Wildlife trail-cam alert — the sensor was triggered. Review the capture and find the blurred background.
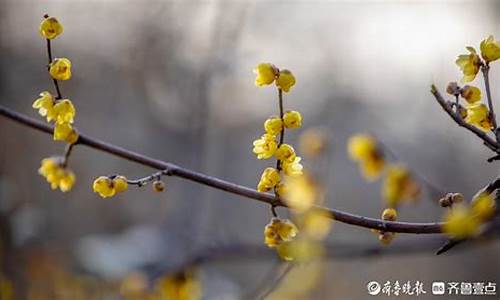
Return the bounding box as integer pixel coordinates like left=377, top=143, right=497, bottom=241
left=1, top=0, right=500, bottom=299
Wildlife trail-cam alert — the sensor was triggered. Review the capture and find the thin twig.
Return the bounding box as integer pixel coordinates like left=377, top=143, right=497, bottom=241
left=0, top=104, right=445, bottom=234
left=482, top=65, right=498, bottom=131
left=431, top=85, right=500, bottom=154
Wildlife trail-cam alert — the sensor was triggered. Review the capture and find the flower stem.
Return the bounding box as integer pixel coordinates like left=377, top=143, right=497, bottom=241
left=482, top=65, right=498, bottom=133
left=276, top=89, right=285, bottom=171
left=46, top=38, right=62, bottom=99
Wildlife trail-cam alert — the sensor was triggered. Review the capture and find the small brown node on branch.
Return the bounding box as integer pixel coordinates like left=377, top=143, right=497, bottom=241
left=439, top=193, right=464, bottom=208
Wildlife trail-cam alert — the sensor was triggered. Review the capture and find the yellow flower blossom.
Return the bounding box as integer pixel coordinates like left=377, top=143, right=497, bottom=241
left=378, top=232, right=396, bottom=245
left=39, top=16, right=63, bottom=40
left=93, top=176, right=115, bottom=198
left=480, top=35, right=500, bottom=63
left=456, top=47, right=481, bottom=83
left=299, top=128, right=327, bottom=157
left=38, top=157, right=75, bottom=192
left=275, top=183, right=287, bottom=197
left=257, top=167, right=281, bottom=192
left=465, top=103, right=493, bottom=132
left=93, top=175, right=129, bottom=198
left=49, top=58, right=72, bottom=81
left=381, top=208, right=397, bottom=221
left=283, top=110, right=302, bottom=129
left=264, top=218, right=298, bottom=248
left=113, top=176, right=129, bottom=193
left=264, top=116, right=283, bottom=136
left=460, top=85, right=481, bottom=104
left=253, top=63, right=278, bottom=86
left=275, top=144, right=296, bottom=163
left=32, top=91, right=55, bottom=120
left=347, top=134, right=377, bottom=161
left=471, top=192, right=496, bottom=221
left=282, top=156, right=303, bottom=177
left=53, top=122, right=79, bottom=144
left=155, top=272, right=202, bottom=300
left=442, top=204, right=481, bottom=239
left=382, top=164, right=421, bottom=207
left=252, top=134, right=278, bottom=159
left=153, top=180, right=166, bottom=192
left=52, top=99, right=76, bottom=124
left=276, top=69, right=296, bottom=93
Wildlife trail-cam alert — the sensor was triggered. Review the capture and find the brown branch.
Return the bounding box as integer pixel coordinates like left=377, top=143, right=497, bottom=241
left=0, top=104, right=443, bottom=234
left=430, top=84, right=500, bottom=154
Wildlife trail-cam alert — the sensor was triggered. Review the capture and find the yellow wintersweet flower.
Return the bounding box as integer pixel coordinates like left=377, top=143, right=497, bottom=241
left=276, top=69, right=296, bottom=93
left=253, top=63, right=278, bottom=86
left=53, top=122, right=79, bottom=144
left=49, top=58, right=72, bottom=81
left=155, top=272, right=202, bottom=300
left=381, top=208, right=397, bottom=221
left=264, top=116, right=283, bottom=136
left=283, top=110, right=302, bottom=129
left=264, top=218, right=298, bottom=248
left=442, top=204, right=481, bottom=239
left=347, top=134, right=377, bottom=161
left=113, top=176, right=129, bottom=193
left=275, top=183, right=287, bottom=197
left=480, top=35, right=500, bottom=63
left=460, top=85, right=481, bottom=104
left=465, top=103, right=493, bottom=132
left=252, top=134, right=278, bottom=159
left=32, top=91, right=55, bottom=121
left=378, top=232, right=396, bottom=245
left=275, top=144, right=296, bottom=163
left=381, top=164, right=421, bottom=207
left=92, top=175, right=129, bottom=198
left=257, top=167, right=281, bottom=192
left=299, top=128, right=327, bottom=157
left=456, top=47, right=481, bottom=83
left=282, top=156, right=303, bottom=177
left=471, top=192, right=496, bottom=221
left=38, top=157, right=76, bottom=192
left=39, top=16, right=63, bottom=40
left=52, top=99, right=76, bottom=124
left=93, top=176, right=116, bottom=198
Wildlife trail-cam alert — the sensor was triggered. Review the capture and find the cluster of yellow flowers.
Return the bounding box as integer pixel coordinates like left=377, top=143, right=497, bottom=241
left=456, top=35, right=500, bottom=83
left=38, top=157, right=76, bottom=192
left=252, top=63, right=303, bottom=193
left=446, top=82, right=493, bottom=131
left=34, top=16, right=77, bottom=144
left=92, top=175, right=129, bottom=198
left=347, top=134, right=421, bottom=208
left=34, top=16, right=78, bottom=192
left=442, top=192, right=496, bottom=239
left=253, top=63, right=311, bottom=257
left=371, top=208, right=398, bottom=245
left=452, top=35, right=500, bottom=132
